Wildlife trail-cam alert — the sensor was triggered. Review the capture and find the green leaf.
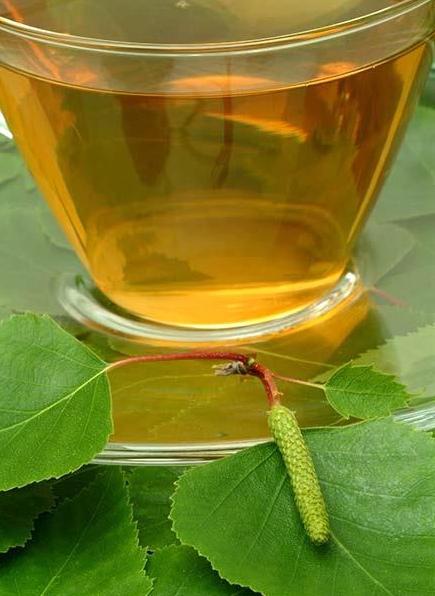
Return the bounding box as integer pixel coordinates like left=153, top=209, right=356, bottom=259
left=128, top=466, right=187, bottom=550
left=354, top=324, right=435, bottom=396
left=0, top=314, right=112, bottom=490
left=324, top=363, right=410, bottom=419
left=0, top=151, right=21, bottom=185
left=372, top=215, right=435, bottom=313
left=0, top=139, right=37, bottom=202
left=0, top=137, right=52, bottom=216
left=399, top=215, right=435, bottom=259
left=37, top=202, right=73, bottom=251
left=376, top=263, right=435, bottom=313
left=148, top=545, right=254, bottom=595
left=0, top=468, right=152, bottom=595
left=0, top=482, right=54, bottom=554
left=0, top=176, right=38, bottom=212
left=0, top=208, right=84, bottom=316
left=356, top=222, right=415, bottom=286
left=171, top=419, right=435, bottom=596
left=373, top=105, right=435, bottom=222
left=51, top=466, right=103, bottom=502
left=374, top=304, right=435, bottom=339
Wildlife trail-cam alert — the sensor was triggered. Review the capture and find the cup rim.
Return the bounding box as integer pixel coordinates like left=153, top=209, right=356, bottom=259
left=0, top=0, right=432, bottom=55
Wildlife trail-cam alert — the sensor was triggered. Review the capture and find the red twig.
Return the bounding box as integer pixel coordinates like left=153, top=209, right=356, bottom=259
left=249, top=362, right=282, bottom=407
left=370, top=287, right=408, bottom=308
left=108, top=350, right=250, bottom=370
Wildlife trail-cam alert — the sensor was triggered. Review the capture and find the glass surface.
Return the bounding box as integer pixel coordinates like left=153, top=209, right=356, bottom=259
left=0, top=0, right=411, bottom=44
left=0, top=0, right=433, bottom=339
left=0, top=89, right=434, bottom=463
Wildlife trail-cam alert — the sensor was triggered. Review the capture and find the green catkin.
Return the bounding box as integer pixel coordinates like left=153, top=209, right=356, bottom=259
left=267, top=405, right=330, bottom=545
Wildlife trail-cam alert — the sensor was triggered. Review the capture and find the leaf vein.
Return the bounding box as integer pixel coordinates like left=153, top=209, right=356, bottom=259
left=0, top=368, right=106, bottom=437
left=331, top=531, right=394, bottom=595
left=38, top=470, right=113, bottom=595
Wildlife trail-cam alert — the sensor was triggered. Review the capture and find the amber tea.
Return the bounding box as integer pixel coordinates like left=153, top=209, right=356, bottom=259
left=0, top=0, right=433, bottom=332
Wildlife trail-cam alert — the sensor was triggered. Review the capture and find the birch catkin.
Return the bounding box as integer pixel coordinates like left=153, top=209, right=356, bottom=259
left=267, top=405, right=329, bottom=545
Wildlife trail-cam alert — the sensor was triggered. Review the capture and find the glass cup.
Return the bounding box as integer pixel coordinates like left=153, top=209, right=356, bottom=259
left=0, top=0, right=434, bottom=343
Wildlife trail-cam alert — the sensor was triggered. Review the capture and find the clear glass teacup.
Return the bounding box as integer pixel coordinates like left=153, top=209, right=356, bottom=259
left=0, top=0, right=433, bottom=343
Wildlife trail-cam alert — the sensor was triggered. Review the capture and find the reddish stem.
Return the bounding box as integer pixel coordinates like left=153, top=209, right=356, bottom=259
left=370, top=287, right=408, bottom=308
left=108, top=350, right=250, bottom=370
left=107, top=350, right=282, bottom=407
left=249, top=362, right=282, bottom=407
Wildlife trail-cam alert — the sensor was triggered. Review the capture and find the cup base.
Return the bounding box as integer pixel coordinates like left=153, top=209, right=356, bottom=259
left=57, top=270, right=362, bottom=345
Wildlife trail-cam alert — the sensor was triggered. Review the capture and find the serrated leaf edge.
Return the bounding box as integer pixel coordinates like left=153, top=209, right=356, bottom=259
left=0, top=483, right=56, bottom=555
left=355, top=322, right=435, bottom=362
left=169, top=467, right=259, bottom=593
left=46, top=468, right=153, bottom=594
left=324, top=362, right=414, bottom=420
left=124, top=470, right=154, bottom=595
